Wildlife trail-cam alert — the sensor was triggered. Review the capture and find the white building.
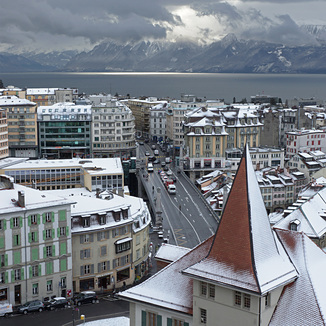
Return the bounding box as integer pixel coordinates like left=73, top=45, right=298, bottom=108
left=286, top=129, right=326, bottom=158
left=149, top=103, right=168, bottom=143
left=0, top=175, right=74, bottom=306
left=92, top=99, right=136, bottom=159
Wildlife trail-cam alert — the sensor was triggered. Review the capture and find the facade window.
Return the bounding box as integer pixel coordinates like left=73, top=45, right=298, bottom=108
left=116, top=241, right=131, bottom=253
left=32, top=265, right=39, bottom=277
left=31, top=231, right=37, bottom=242
left=14, top=269, right=21, bottom=281
left=200, top=282, right=207, bottom=296
left=0, top=220, right=3, bottom=230
left=45, top=229, right=52, bottom=239
left=47, top=280, right=53, bottom=292
left=32, top=283, right=38, bottom=295
left=83, top=217, right=90, bottom=227
left=265, top=294, right=270, bottom=307
left=235, top=291, right=242, bottom=306
left=200, top=308, right=207, bottom=324
left=244, top=294, right=251, bottom=309
left=13, top=234, right=21, bottom=246
left=13, top=217, right=19, bottom=228
left=100, top=215, right=106, bottom=225
left=45, top=213, right=52, bottom=223
left=80, top=249, right=91, bottom=259
left=30, top=214, right=37, bottom=225
left=59, top=226, right=66, bottom=236
left=46, top=245, right=53, bottom=257
left=100, top=246, right=107, bottom=256
left=0, top=272, right=5, bottom=284
left=209, top=284, right=215, bottom=299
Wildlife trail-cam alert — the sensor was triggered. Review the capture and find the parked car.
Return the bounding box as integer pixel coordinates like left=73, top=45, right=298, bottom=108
left=17, top=300, right=44, bottom=314
left=73, top=291, right=98, bottom=306
left=43, top=297, right=69, bottom=311
left=0, top=301, right=13, bottom=317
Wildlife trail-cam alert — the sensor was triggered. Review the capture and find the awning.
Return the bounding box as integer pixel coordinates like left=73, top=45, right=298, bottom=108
left=116, top=264, right=131, bottom=271
left=115, top=237, right=132, bottom=245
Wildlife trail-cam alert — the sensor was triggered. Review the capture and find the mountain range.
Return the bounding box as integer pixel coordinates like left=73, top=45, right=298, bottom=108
left=2, top=26, right=326, bottom=74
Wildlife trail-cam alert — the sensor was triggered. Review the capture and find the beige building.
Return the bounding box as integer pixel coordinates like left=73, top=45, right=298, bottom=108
left=0, top=175, right=73, bottom=306
left=46, top=188, right=151, bottom=293
left=127, top=98, right=164, bottom=139
left=0, top=96, right=38, bottom=158
left=0, top=108, right=9, bottom=159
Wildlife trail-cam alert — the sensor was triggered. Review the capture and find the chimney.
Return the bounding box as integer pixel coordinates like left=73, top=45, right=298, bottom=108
left=18, top=190, right=25, bottom=207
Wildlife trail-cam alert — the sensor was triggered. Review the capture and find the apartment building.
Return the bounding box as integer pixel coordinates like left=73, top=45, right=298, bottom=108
left=37, top=103, right=92, bottom=159
left=0, top=175, right=73, bottom=306
left=0, top=108, right=9, bottom=159
left=286, top=129, right=326, bottom=159
left=92, top=99, right=136, bottom=159
left=0, top=157, right=124, bottom=192
left=26, top=88, right=79, bottom=106
left=149, top=103, right=167, bottom=143
left=250, top=147, right=284, bottom=170
left=127, top=98, right=164, bottom=139
left=0, top=96, right=38, bottom=158
left=46, top=188, right=151, bottom=293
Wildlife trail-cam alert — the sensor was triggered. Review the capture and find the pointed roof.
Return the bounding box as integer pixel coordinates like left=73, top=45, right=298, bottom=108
left=183, top=146, right=297, bottom=295
left=270, top=229, right=326, bottom=325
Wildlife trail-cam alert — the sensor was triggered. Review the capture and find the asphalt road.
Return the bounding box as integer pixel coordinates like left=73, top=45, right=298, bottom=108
left=139, top=142, right=218, bottom=249
left=1, top=298, right=129, bottom=326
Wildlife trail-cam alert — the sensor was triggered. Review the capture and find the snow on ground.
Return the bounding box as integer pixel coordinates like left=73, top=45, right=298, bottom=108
left=85, top=316, right=129, bottom=326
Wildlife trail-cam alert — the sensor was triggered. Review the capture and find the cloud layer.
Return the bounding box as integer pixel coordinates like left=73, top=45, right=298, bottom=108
left=0, top=0, right=323, bottom=53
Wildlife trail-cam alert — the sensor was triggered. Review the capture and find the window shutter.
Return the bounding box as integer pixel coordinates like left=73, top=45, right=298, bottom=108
left=3, top=220, right=6, bottom=230
left=10, top=218, right=13, bottom=229
left=80, top=235, right=84, bottom=244
left=5, top=272, right=8, bottom=283
left=97, top=233, right=101, bottom=241
left=59, top=210, right=66, bottom=221
left=43, top=230, right=46, bottom=240
left=107, top=260, right=110, bottom=271
left=106, top=231, right=110, bottom=239
left=43, top=247, right=47, bottom=258
left=66, top=226, right=69, bottom=236
left=37, top=214, right=40, bottom=225
left=11, top=270, right=14, bottom=282
left=157, top=314, right=162, bottom=326
left=28, top=233, right=31, bottom=243
left=141, top=311, right=146, bottom=326
left=57, top=228, right=60, bottom=237
left=21, top=268, right=24, bottom=280
left=0, top=237, right=4, bottom=249
left=80, top=266, right=84, bottom=276
left=167, top=318, right=172, bottom=326
left=32, top=248, right=38, bottom=261
left=28, top=215, right=31, bottom=227
left=90, top=234, right=93, bottom=242
left=29, top=266, right=32, bottom=278
left=38, top=264, right=42, bottom=276
left=52, top=245, right=55, bottom=256
left=19, top=217, right=23, bottom=228
left=18, top=234, right=21, bottom=246
left=60, top=259, right=67, bottom=271
left=60, top=242, right=67, bottom=255
left=91, top=264, right=94, bottom=274
left=35, top=231, right=38, bottom=242
left=52, top=229, right=55, bottom=239
left=5, top=254, right=8, bottom=266
left=98, top=263, right=101, bottom=273
left=52, top=212, right=55, bottom=222
left=42, top=213, right=46, bottom=224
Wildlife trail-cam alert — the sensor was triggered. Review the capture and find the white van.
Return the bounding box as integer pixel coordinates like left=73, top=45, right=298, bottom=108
left=147, top=162, right=154, bottom=172
left=154, top=150, right=159, bottom=156
left=167, top=184, right=176, bottom=194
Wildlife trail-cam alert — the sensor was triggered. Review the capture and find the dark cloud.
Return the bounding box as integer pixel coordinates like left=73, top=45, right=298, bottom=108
left=0, top=0, right=322, bottom=53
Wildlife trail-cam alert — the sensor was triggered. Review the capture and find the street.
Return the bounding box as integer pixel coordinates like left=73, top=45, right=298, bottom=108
left=1, top=298, right=129, bottom=326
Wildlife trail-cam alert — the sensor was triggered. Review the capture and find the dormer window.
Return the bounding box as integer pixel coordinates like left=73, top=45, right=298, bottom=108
left=82, top=215, right=90, bottom=228
left=99, top=214, right=106, bottom=225
left=113, top=210, right=121, bottom=222
left=290, top=219, right=300, bottom=231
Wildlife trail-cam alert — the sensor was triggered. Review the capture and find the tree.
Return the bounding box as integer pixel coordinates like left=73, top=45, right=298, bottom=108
left=0, top=80, right=4, bottom=88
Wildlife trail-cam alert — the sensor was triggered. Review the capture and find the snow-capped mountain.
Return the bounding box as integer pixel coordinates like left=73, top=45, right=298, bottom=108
left=2, top=26, right=326, bottom=73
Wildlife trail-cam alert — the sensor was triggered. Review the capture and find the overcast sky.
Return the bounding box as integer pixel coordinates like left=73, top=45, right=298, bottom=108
left=1, top=0, right=325, bottom=53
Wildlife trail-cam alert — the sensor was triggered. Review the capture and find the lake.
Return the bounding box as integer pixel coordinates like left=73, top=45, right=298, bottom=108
left=1, top=72, right=326, bottom=103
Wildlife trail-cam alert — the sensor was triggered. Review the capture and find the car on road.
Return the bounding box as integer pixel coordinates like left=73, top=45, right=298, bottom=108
left=166, top=169, right=173, bottom=176
left=0, top=301, right=13, bottom=317
left=17, top=300, right=44, bottom=314
left=153, top=159, right=160, bottom=164
left=139, top=141, right=144, bottom=145
left=161, top=161, right=166, bottom=167
left=151, top=145, right=156, bottom=150
left=145, top=151, right=150, bottom=156
left=73, top=291, right=98, bottom=306
left=43, top=297, right=69, bottom=311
